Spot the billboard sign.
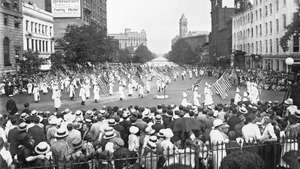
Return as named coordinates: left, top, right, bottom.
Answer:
left=52, top=0, right=81, bottom=18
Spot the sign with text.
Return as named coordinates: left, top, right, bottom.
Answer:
left=52, top=0, right=81, bottom=18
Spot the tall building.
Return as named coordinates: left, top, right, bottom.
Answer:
left=22, top=2, right=54, bottom=70
left=45, top=0, right=107, bottom=39
left=232, top=0, right=299, bottom=71
left=0, top=0, right=23, bottom=75
left=109, top=28, right=147, bottom=50
left=179, top=14, right=188, bottom=37
left=209, top=0, right=236, bottom=63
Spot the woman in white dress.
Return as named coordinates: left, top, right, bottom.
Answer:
left=52, top=88, right=61, bottom=111
left=33, top=85, right=40, bottom=103
left=193, top=86, right=201, bottom=106
left=204, top=82, right=214, bottom=106
left=119, top=82, right=125, bottom=101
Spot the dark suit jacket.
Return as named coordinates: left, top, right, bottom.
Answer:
left=28, top=125, right=46, bottom=145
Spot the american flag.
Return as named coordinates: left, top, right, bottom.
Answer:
left=212, top=72, right=232, bottom=99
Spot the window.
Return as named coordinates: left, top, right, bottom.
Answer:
left=46, top=41, right=48, bottom=52
left=255, top=10, right=258, bottom=20
left=31, top=22, right=33, bottom=32
left=276, top=0, right=279, bottom=11
left=14, top=17, right=20, bottom=28
left=283, top=14, right=287, bottom=28
left=35, top=23, right=37, bottom=33
left=265, top=22, right=268, bottom=35
left=259, top=24, right=262, bottom=36
left=269, top=3, right=272, bottom=15
left=259, top=41, right=262, bottom=53
left=259, top=8, right=262, bottom=19
left=265, top=6, right=268, bottom=17
left=38, top=24, right=41, bottom=34
left=31, top=39, right=34, bottom=50
left=284, top=0, right=286, bottom=6
left=26, top=20, right=29, bottom=31
left=276, top=38, right=279, bottom=53
left=49, top=27, right=52, bottom=36
left=35, top=40, right=38, bottom=52
left=3, top=37, right=11, bottom=66
left=270, top=21, right=272, bottom=34
left=276, top=19, right=279, bottom=33
left=265, top=40, right=268, bottom=53
left=251, top=28, right=253, bottom=37
left=256, top=25, right=258, bottom=37
left=256, top=41, right=258, bottom=53
left=26, top=38, right=30, bottom=50
left=270, top=39, right=273, bottom=53
left=4, top=15, right=8, bottom=25
left=39, top=40, right=41, bottom=52
left=293, top=34, right=299, bottom=52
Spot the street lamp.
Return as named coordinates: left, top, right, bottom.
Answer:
left=285, top=57, right=294, bottom=66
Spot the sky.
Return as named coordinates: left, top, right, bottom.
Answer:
left=107, top=0, right=235, bottom=55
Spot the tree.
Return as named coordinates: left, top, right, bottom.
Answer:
left=132, top=45, right=154, bottom=63
left=18, top=51, right=44, bottom=75
left=168, top=39, right=197, bottom=65
left=56, top=23, right=114, bottom=69
left=280, top=3, right=300, bottom=52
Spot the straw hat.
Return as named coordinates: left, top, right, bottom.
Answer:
left=103, top=127, right=116, bottom=139
left=18, top=122, right=27, bottom=131
left=72, top=138, right=82, bottom=150
left=129, top=126, right=139, bottom=134
left=145, top=126, right=156, bottom=135
left=157, top=129, right=166, bottom=138
left=55, top=128, right=69, bottom=138
left=108, top=119, right=116, bottom=126
left=294, top=109, right=300, bottom=118
left=182, top=92, right=187, bottom=98
left=163, top=128, right=174, bottom=138
left=284, top=98, right=293, bottom=105
left=238, top=106, right=248, bottom=114
left=213, top=119, right=229, bottom=129
left=147, top=136, right=158, bottom=150
left=287, top=105, right=298, bottom=115
left=35, top=142, right=50, bottom=155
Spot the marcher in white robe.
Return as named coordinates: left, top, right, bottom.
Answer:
left=41, top=83, right=48, bottom=94
left=146, top=80, right=151, bottom=93
left=52, top=89, right=61, bottom=110
left=79, top=85, right=86, bottom=105
left=27, top=82, right=33, bottom=94
left=0, top=82, right=5, bottom=95
left=33, top=85, right=40, bottom=103
left=138, top=85, right=144, bottom=98
left=69, top=83, right=75, bottom=100
left=119, top=83, right=125, bottom=100
left=204, top=83, right=214, bottom=106
left=181, top=92, right=189, bottom=107
left=93, top=85, right=100, bottom=103
left=128, top=82, right=133, bottom=96
left=109, top=82, right=114, bottom=95
left=193, top=87, right=201, bottom=106
left=85, top=82, right=91, bottom=99
left=189, top=70, right=193, bottom=79
left=234, top=87, right=241, bottom=105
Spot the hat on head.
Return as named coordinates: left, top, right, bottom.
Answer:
left=284, top=98, right=293, bottom=105
left=163, top=128, right=174, bottom=138
left=129, top=126, right=139, bottom=134
left=55, top=128, right=69, bottom=138
left=145, top=126, right=156, bottom=135
left=236, top=88, right=240, bottom=93
left=48, top=115, right=58, bottom=125
left=72, top=138, right=82, bottom=150
left=18, top=122, right=27, bottom=131
left=213, top=119, right=228, bottom=129
left=147, top=136, right=158, bottom=150
left=75, top=110, right=82, bottom=116
left=287, top=105, right=298, bottom=115
left=238, top=106, right=248, bottom=114
left=108, top=119, right=116, bottom=126
left=155, top=115, right=162, bottom=123
left=35, top=142, right=50, bottom=155
left=122, top=110, right=130, bottom=118
left=182, top=92, right=187, bottom=98
left=294, top=109, right=300, bottom=118
left=103, top=127, right=116, bottom=139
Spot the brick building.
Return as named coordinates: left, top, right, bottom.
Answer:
left=209, top=0, right=236, bottom=64
left=0, top=0, right=23, bottom=75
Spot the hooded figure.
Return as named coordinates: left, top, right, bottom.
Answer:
left=234, top=87, right=241, bottom=105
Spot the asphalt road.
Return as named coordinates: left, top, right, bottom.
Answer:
left=0, top=76, right=285, bottom=112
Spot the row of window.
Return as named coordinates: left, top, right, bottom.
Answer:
left=25, top=20, right=52, bottom=36
left=26, top=38, right=53, bottom=53
left=234, top=36, right=299, bottom=55
left=3, top=15, right=21, bottom=28
left=234, top=16, right=286, bottom=41
left=234, top=0, right=287, bottom=28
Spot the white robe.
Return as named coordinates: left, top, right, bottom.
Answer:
left=94, top=85, right=100, bottom=101
left=109, top=83, right=114, bottom=95
left=193, top=91, right=201, bottom=106
left=79, top=87, right=86, bottom=102
left=52, top=90, right=61, bottom=108
left=204, top=87, right=213, bottom=106
left=41, top=83, right=48, bottom=94
left=27, top=83, right=33, bottom=94
left=119, top=85, right=125, bottom=99
left=69, top=84, right=75, bottom=98
left=85, top=84, right=91, bottom=98
left=146, top=81, right=151, bottom=93
left=128, top=83, right=133, bottom=95
left=33, top=87, right=40, bottom=102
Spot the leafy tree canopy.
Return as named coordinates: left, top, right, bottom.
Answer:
left=167, top=39, right=197, bottom=65
left=18, top=51, right=44, bottom=75
left=132, top=45, right=155, bottom=63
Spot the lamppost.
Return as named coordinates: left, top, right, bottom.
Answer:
left=285, top=57, right=294, bottom=73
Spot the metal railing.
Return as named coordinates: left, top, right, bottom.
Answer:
left=15, top=137, right=299, bottom=169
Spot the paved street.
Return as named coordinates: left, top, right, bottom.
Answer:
left=0, top=76, right=285, bottom=112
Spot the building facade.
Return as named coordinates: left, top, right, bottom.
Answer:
left=0, top=0, right=23, bottom=75
left=23, top=2, right=54, bottom=70
left=109, top=28, right=147, bottom=50
left=232, top=0, right=299, bottom=72
left=23, top=0, right=45, bottom=10
left=209, top=0, right=236, bottom=63
left=45, top=0, right=107, bottom=39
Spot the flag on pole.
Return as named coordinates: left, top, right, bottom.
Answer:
left=212, top=72, right=232, bottom=99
